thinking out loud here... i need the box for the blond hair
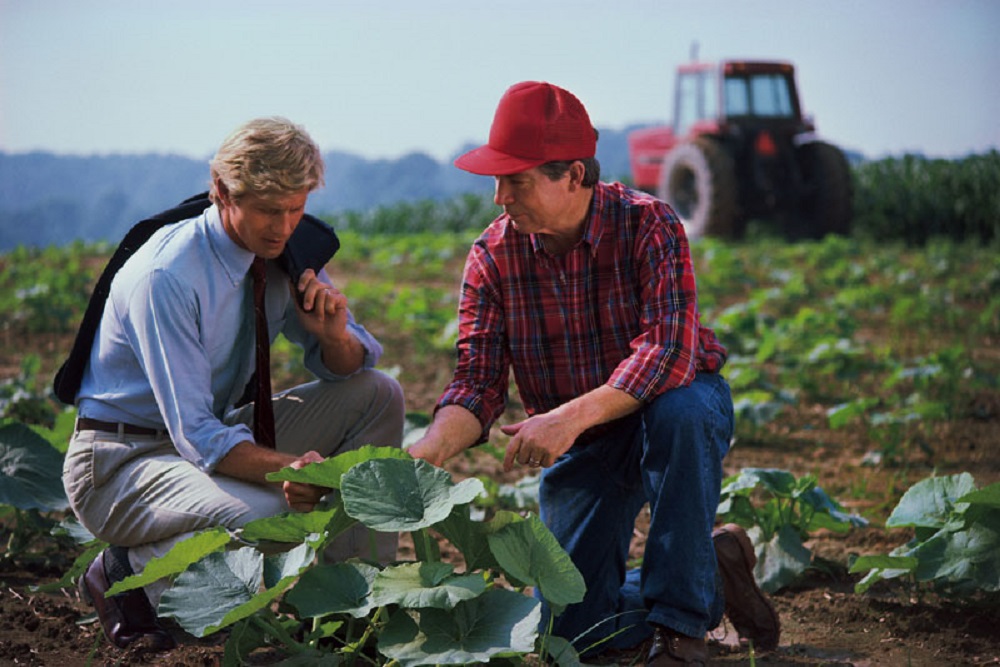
[209,117,325,204]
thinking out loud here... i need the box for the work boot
[713,523,781,651]
[79,546,176,651]
[646,624,707,666]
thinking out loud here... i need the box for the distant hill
[0,126,642,250]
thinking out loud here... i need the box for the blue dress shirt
[76,205,382,472]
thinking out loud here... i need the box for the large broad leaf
[851,554,920,594]
[340,458,484,532]
[544,634,584,667]
[887,473,978,530]
[434,505,521,572]
[159,547,266,637]
[266,445,411,489]
[958,482,1000,510]
[263,543,314,588]
[0,422,68,511]
[378,588,540,666]
[752,524,812,593]
[800,487,869,532]
[371,562,486,609]
[238,501,355,546]
[286,561,379,619]
[108,528,232,594]
[487,511,585,615]
[909,516,1000,592]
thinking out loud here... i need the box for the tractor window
[724,72,795,118]
[724,77,750,116]
[675,70,718,135]
[750,74,793,116]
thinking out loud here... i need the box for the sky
[1,0,998,163]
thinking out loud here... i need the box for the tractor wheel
[793,141,853,238]
[658,137,739,239]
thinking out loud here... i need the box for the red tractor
[628,59,852,239]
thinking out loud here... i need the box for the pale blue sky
[2,0,997,162]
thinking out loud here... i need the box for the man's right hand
[406,405,482,468]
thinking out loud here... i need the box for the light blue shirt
[76,205,382,472]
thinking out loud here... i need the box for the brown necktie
[250,257,276,448]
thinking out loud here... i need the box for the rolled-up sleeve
[436,244,510,442]
[607,208,701,400]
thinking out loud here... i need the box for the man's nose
[494,181,513,206]
[278,211,300,235]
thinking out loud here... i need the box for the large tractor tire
[658,137,739,239]
[793,141,853,238]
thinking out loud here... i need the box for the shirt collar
[205,204,256,285]
[528,185,605,258]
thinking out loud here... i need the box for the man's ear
[215,178,232,207]
[568,160,587,189]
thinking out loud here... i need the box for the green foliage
[852,151,1000,245]
[105,448,587,665]
[0,422,74,567]
[717,468,868,592]
[0,240,102,334]
[326,193,498,236]
[850,473,1000,598]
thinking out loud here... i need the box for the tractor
[628,59,853,239]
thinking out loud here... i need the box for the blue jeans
[539,373,733,652]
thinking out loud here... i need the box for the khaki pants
[63,370,405,605]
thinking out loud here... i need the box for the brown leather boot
[79,546,176,651]
[713,523,781,651]
[646,624,707,666]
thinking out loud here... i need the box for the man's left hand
[292,269,351,341]
[283,450,330,513]
[501,412,581,472]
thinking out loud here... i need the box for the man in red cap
[408,81,779,664]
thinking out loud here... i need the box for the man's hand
[282,450,330,513]
[291,269,365,374]
[407,405,482,468]
[292,269,350,340]
[501,411,582,472]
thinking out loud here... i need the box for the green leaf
[434,505,518,572]
[487,512,585,615]
[371,562,486,609]
[263,543,314,588]
[752,524,812,593]
[957,482,1000,509]
[340,458,484,532]
[0,422,69,511]
[108,528,232,595]
[544,634,584,667]
[886,473,978,529]
[222,618,270,666]
[799,487,869,532]
[909,519,1000,591]
[378,588,540,666]
[158,547,289,637]
[266,445,411,489]
[285,561,379,619]
[849,554,919,574]
[238,502,355,545]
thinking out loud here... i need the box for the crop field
[1,156,999,666]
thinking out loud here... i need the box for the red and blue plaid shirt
[437,181,727,438]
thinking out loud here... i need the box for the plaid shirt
[437,181,727,438]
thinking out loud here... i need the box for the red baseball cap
[454,81,596,176]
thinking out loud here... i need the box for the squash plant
[850,473,1000,598]
[106,446,587,666]
[716,467,868,593]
